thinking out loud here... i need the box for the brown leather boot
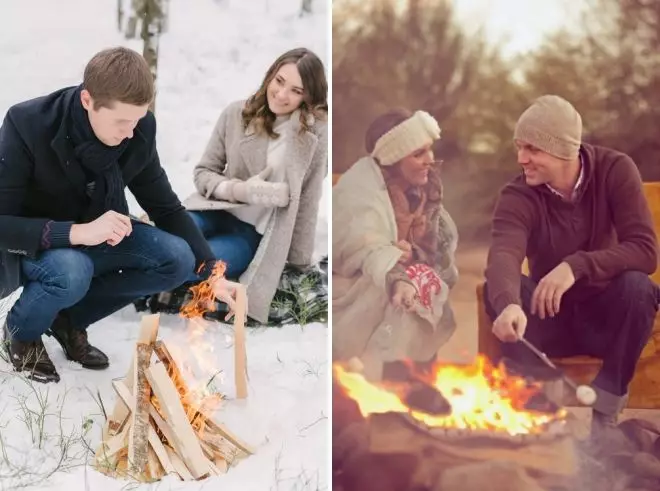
[2,321,60,383]
[46,314,109,369]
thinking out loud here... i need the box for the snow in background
[0,0,329,489]
[0,0,328,259]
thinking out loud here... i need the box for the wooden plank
[206,458,223,476]
[111,379,179,477]
[233,283,248,399]
[105,362,136,440]
[154,341,191,397]
[203,417,255,455]
[154,341,223,427]
[199,439,215,460]
[94,421,130,474]
[165,445,193,481]
[138,314,161,344]
[147,446,164,480]
[146,361,211,479]
[148,430,176,477]
[99,421,130,459]
[201,432,243,464]
[128,342,153,474]
[149,400,178,449]
[115,452,129,474]
[104,314,160,440]
[214,457,228,474]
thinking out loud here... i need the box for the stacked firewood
[94,314,253,481]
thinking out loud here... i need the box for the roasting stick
[518,336,597,406]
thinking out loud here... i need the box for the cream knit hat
[514,95,582,160]
[371,111,441,166]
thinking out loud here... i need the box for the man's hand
[395,240,413,264]
[391,280,417,312]
[531,261,576,319]
[70,211,132,247]
[493,304,527,342]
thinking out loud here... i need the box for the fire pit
[333,356,578,491]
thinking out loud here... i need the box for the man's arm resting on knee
[563,156,658,282]
[0,113,73,257]
[484,187,533,316]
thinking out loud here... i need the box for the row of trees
[333,0,660,243]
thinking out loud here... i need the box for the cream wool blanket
[332,157,457,377]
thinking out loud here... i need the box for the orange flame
[334,355,567,436]
[162,261,230,414]
[180,261,227,318]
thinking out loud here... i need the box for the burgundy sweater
[485,143,658,316]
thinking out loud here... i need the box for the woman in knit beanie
[332,108,459,380]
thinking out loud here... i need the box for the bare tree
[300,0,313,16]
[118,0,170,113]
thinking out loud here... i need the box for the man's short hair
[83,47,154,110]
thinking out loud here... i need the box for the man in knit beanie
[483,94,660,435]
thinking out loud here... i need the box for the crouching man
[0,47,222,383]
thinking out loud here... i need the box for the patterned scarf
[382,164,452,270]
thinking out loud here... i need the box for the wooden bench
[477,182,660,409]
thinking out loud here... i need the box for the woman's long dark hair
[242,47,328,138]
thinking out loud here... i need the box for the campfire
[333,356,578,491]
[94,263,254,481]
[335,355,568,438]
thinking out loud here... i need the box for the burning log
[334,355,568,436]
[402,382,452,416]
[94,314,254,481]
[522,392,561,415]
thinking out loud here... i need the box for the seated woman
[139,48,328,324]
[332,109,459,381]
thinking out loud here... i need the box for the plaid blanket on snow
[133,257,328,327]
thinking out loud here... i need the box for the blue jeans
[7,222,195,341]
[485,272,659,402]
[187,210,261,280]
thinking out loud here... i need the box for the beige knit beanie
[514,95,582,160]
[371,111,441,166]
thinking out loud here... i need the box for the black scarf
[68,86,131,222]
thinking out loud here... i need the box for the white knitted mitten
[245,180,290,207]
[231,167,290,207]
[212,180,236,201]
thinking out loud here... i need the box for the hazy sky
[450,0,585,58]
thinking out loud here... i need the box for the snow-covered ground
[0,1,329,489]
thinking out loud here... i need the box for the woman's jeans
[187,210,262,280]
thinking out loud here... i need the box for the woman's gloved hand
[214,166,290,207]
